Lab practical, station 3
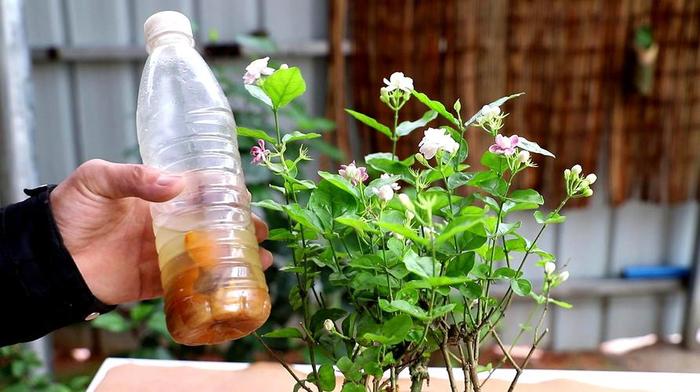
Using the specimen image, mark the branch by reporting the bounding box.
[254,333,314,392]
[507,329,548,392]
[440,339,458,392]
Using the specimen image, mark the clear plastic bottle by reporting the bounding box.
[136,11,271,345]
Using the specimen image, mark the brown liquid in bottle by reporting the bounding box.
[157,225,271,345]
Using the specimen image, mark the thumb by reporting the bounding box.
[78,159,184,202]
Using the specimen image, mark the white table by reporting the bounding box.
[88,357,700,392]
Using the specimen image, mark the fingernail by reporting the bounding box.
[156,174,181,187]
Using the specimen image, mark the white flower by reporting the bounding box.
[571,164,582,175]
[323,319,335,332]
[559,271,570,282]
[544,261,556,275]
[383,72,414,93]
[374,185,395,202]
[380,173,401,191]
[243,57,274,85]
[585,173,597,184]
[517,150,531,163]
[418,127,460,159]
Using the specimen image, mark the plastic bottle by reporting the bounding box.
[136,11,271,345]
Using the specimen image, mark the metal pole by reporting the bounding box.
[0,0,51,373]
[683,206,700,350]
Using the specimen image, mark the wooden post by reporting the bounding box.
[683,206,700,350]
[324,0,350,164]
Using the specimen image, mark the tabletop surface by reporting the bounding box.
[87,357,700,392]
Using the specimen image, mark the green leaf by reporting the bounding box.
[508,189,544,205]
[289,285,303,310]
[431,303,456,319]
[237,126,276,143]
[388,300,429,320]
[411,91,460,126]
[318,364,336,391]
[511,278,532,296]
[345,109,393,139]
[263,327,304,339]
[549,298,573,309]
[396,110,438,137]
[285,203,322,232]
[458,281,483,299]
[244,84,273,107]
[447,172,473,190]
[362,314,414,344]
[402,249,435,278]
[309,181,358,232]
[534,211,567,224]
[146,311,169,337]
[129,302,154,322]
[282,131,321,143]
[11,361,25,378]
[376,221,429,246]
[335,214,376,235]
[493,267,521,279]
[446,252,476,276]
[364,152,415,178]
[336,357,362,382]
[467,171,507,196]
[341,384,366,392]
[92,312,130,333]
[262,67,307,109]
[464,93,524,126]
[252,199,284,212]
[436,210,485,245]
[318,171,360,199]
[480,151,508,174]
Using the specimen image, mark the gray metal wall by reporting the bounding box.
[24,0,699,351]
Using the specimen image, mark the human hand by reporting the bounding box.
[50,159,273,305]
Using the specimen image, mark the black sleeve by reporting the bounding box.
[0,185,115,347]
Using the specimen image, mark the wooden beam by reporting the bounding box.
[30,40,352,63]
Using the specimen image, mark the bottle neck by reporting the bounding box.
[146,32,194,54]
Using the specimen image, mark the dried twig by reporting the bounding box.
[253,332,314,392]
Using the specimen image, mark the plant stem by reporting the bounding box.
[507,329,548,392]
[392,109,399,160]
[465,336,481,392]
[254,333,314,392]
[440,340,458,392]
[271,106,321,391]
[457,343,470,392]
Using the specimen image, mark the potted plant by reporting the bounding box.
[240,58,595,392]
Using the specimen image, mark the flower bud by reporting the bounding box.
[544,261,556,275]
[280,63,289,69]
[398,193,413,209]
[405,210,415,221]
[580,179,590,188]
[564,169,571,179]
[517,150,530,163]
[375,185,395,202]
[585,173,597,184]
[571,165,582,175]
[582,188,593,197]
[559,271,570,282]
[323,319,335,332]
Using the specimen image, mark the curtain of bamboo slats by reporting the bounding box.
[345,0,700,206]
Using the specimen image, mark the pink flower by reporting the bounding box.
[339,161,368,185]
[489,134,520,156]
[250,139,270,164]
[243,57,274,85]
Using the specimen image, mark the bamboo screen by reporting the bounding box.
[344,0,700,206]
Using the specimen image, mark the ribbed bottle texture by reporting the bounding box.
[137,12,270,345]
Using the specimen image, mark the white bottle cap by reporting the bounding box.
[144,11,195,54]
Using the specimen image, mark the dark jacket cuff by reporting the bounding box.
[0,185,115,346]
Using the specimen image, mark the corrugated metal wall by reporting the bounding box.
[24,0,699,351]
